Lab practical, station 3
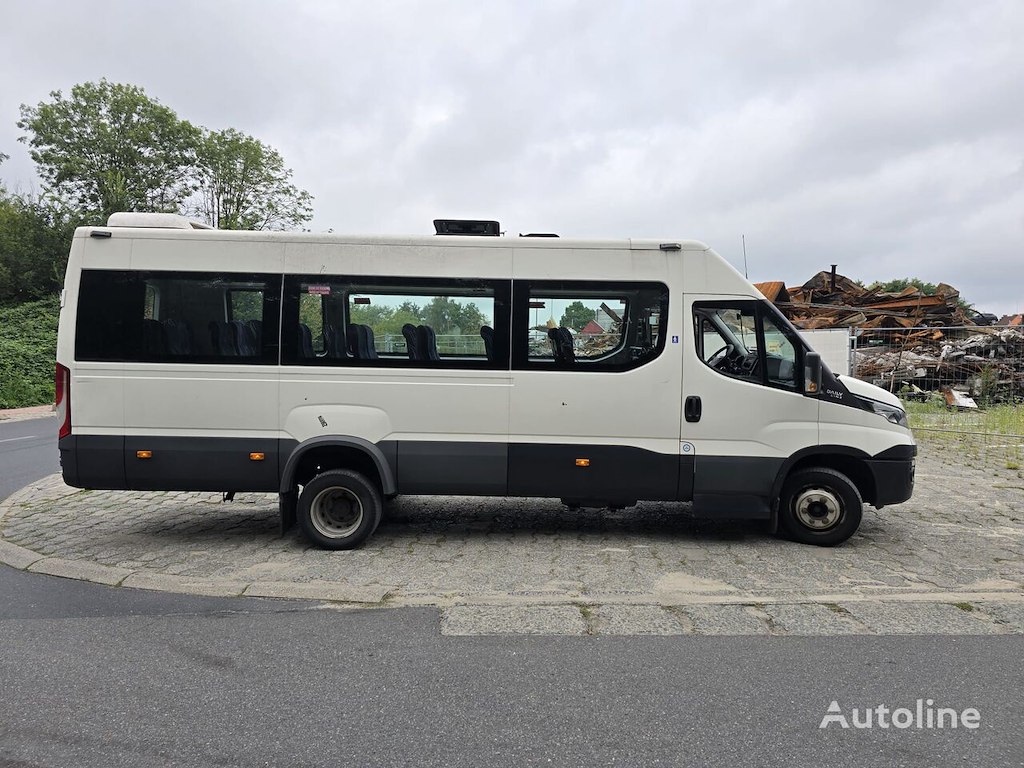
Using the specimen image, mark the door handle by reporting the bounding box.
[684,395,702,423]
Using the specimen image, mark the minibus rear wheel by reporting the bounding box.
[298,469,383,550]
[778,467,862,546]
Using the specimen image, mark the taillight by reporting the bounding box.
[55,363,71,439]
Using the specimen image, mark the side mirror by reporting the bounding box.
[803,352,822,397]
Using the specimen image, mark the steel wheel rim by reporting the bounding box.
[310,487,364,539]
[793,486,843,531]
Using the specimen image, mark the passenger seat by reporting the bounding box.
[548,327,576,364]
[347,324,379,360]
[298,323,315,358]
[323,324,345,358]
[231,320,258,356]
[143,319,168,356]
[417,325,441,361]
[402,323,422,360]
[480,325,495,362]
[162,319,193,356]
[209,321,236,356]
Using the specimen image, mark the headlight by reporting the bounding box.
[859,397,909,428]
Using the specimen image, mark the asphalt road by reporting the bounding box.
[2,416,1022,767]
[0,415,59,500]
[1,604,1021,767]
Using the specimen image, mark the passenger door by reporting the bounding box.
[507,279,682,502]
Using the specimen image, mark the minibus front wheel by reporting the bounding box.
[778,467,863,546]
[298,469,383,550]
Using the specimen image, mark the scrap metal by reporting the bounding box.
[756,269,1024,402]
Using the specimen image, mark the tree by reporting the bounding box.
[421,296,488,334]
[348,303,399,331]
[0,190,78,303]
[867,277,973,311]
[559,300,596,331]
[18,80,200,222]
[867,278,939,295]
[348,303,423,338]
[192,128,312,230]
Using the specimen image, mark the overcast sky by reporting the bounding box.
[1,0,1021,315]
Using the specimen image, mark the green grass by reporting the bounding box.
[0,295,59,409]
[905,400,1024,437]
[905,399,1024,472]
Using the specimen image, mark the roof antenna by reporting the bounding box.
[742,234,749,279]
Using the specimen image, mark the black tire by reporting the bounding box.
[778,467,862,546]
[298,469,383,550]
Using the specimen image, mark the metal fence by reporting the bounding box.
[850,325,1024,403]
[848,324,1024,443]
[376,332,625,358]
[377,333,488,357]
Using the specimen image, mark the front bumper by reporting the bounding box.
[866,445,916,507]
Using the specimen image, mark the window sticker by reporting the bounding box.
[307,285,331,295]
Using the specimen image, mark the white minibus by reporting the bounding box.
[55,214,915,549]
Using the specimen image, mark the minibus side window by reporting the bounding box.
[693,301,801,391]
[694,304,762,385]
[281,275,510,368]
[76,270,144,361]
[760,312,799,391]
[347,292,495,358]
[526,296,627,362]
[512,280,669,372]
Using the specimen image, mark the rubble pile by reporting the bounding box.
[853,328,1024,400]
[756,269,1024,403]
[755,270,973,335]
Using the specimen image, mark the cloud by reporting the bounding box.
[1,0,1021,313]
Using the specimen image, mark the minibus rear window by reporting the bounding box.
[74,270,281,364]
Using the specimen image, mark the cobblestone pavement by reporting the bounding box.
[2,440,1022,635]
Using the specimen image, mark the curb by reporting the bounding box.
[0,473,79,573]
[0,405,56,422]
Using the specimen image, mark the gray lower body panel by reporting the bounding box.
[124,436,281,491]
[60,435,125,489]
[397,441,508,495]
[63,435,703,504]
[691,455,786,520]
[60,435,281,492]
[61,435,912,523]
[508,443,682,502]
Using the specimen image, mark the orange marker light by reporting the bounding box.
[249,452,265,461]
[575,458,591,467]
[136,450,152,459]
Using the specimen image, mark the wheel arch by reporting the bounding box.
[771,445,877,506]
[280,436,397,496]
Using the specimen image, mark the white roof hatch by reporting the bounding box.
[105,212,214,230]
